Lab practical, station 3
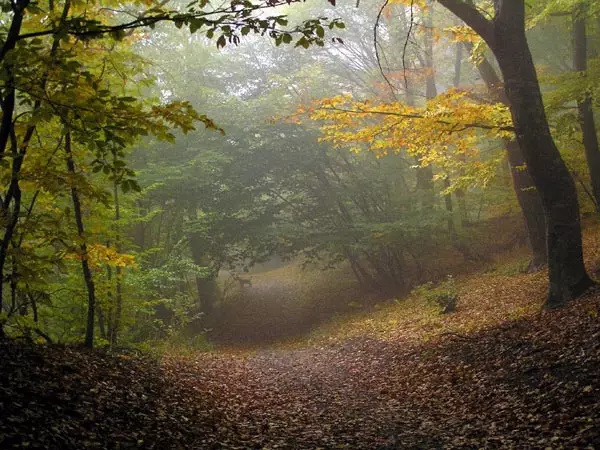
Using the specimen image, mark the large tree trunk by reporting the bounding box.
[439,0,594,307]
[505,139,547,270]
[573,6,600,208]
[465,42,547,270]
[492,8,593,306]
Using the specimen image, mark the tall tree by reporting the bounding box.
[572,2,600,208]
[64,132,97,348]
[437,0,595,306]
[464,42,547,270]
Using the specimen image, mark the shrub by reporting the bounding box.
[412,275,458,314]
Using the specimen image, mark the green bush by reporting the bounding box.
[412,275,458,314]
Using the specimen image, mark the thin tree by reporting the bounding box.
[65,131,97,348]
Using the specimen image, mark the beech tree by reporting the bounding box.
[437,0,595,307]
[463,43,547,270]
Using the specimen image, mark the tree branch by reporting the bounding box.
[319,105,515,133]
[436,0,493,44]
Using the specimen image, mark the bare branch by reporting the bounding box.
[374,0,398,100]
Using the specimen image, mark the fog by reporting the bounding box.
[0,0,593,348]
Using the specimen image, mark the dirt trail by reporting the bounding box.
[165,294,600,448]
[2,293,600,449]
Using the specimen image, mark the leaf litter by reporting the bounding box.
[2,260,600,448]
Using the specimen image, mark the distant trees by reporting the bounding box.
[0,0,340,345]
[1,0,598,348]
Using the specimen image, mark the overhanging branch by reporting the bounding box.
[318,105,515,133]
[436,0,493,45]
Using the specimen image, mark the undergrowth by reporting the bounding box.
[279,225,600,350]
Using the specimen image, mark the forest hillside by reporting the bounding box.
[1,227,599,448]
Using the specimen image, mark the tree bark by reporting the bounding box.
[505,140,547,270]
[573,5,600,209]
[443,177,455,234]
[65,132,97,347]
[97,306,107,341]
[112,181,123,345]
[464,42,547,270]
[188,228,218,314]
[439,0,594,307]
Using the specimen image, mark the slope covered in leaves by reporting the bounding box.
[1,235,600,448]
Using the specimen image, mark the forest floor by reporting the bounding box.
[2,233,600,448]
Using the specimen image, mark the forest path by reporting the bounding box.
[163,292,600,448]
[2,290,600,448]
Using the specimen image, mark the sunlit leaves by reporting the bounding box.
[65,243,136,269]
[444,25,482,44]
[299,90,512,190]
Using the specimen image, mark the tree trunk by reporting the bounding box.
[65,132,97,347]
[0,0,69,336]
[112,181,123,345]
[453,36,463,88]
[443,177,456,234]
[417,5,437,211]
[188,229,218,314]
[492,8,593,306]
[97,306,107,341]
[505,140,547,270]
[440,0,594,307]
[415,161,434,210]
[573,5,600,208]
[450,35,464,231]
[464,42,547,269]
[0,1,29,338]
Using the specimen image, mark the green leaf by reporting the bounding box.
[295,37,310,49]
[189,18,204,34]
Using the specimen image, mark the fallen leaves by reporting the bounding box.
[1,228,599,448]
[2,288,600,448]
